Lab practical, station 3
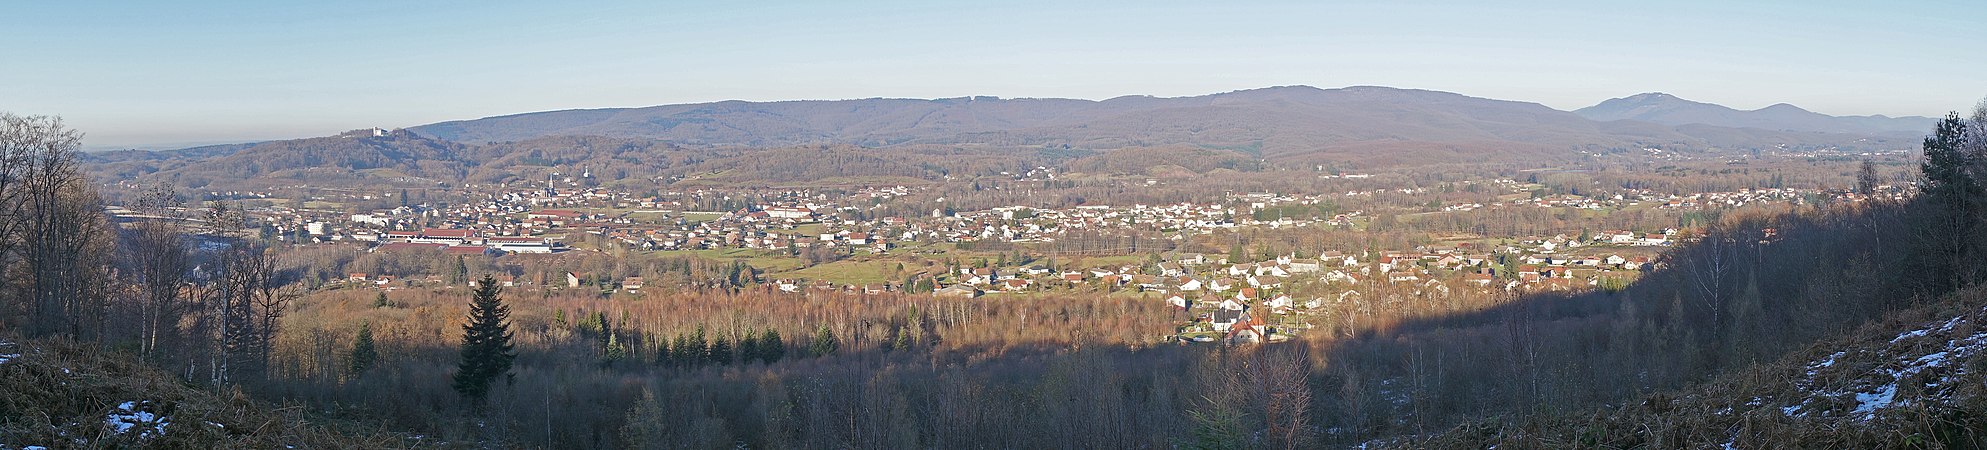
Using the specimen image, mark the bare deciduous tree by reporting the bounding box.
[1,113,113,339]
[129,184,190,360]
[1242,347,1313,450]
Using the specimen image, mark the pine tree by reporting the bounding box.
[653,338,672,367]
[591,312,612,350]
[738,332,761,364]
[892,326,913,352]
[372,291,390,308]
[452,275,515,405]
[809,325,838,357]
[601,333,626,366]
[674,326,709,367]
[348,322,377,377]
[760,329,786,363]
[708,335,733,365]
[671,332,699,367]
[1920,114,1983,290]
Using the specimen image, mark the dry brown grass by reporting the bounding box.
[1396,286,1987,449]
[0,335,412,449]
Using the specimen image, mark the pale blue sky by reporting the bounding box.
[4,0,1980,149]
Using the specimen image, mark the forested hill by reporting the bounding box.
[1577,92,1938,136]
[408,86,1897,157]
[91,86,1926,190]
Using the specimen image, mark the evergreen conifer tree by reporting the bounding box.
[708,335,733,365]
[601,332,626,366]
[809,325,838,357]
[671,332,698,367]
[452,275,515,405]
[738,332,761,363]
[760,329,785,363]
[348,322,377,377]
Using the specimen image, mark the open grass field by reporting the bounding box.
[776,259,903,285]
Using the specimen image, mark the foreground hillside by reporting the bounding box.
[0,336,400,449]
[1398,284,1987,449]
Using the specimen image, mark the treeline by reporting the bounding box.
[256,288,1231,448]
[271,243,763,293]
[0,113,295,387]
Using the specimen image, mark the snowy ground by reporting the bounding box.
[104,401,169,440]
[1781,307,1987,421]
[0,340,19,365]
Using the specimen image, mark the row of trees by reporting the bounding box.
[0,113,291,388]
[2,113,114,340]
[1916,106,1987,292]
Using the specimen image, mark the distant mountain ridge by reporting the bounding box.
[91,86,1932,189]
[1575,92,1936,136]
[408,86,1905,161]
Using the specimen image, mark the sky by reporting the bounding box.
[4,0,1982,150]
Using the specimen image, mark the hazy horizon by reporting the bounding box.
[6,0,1981,150]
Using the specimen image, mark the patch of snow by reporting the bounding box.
[1783,309,1987,421]
[0,340,18,364]
[104,401,169,440]
[1938,316,1965,333]
[1891,327,1930,344]
[27,446,51,450]
[1851,383,1898,420]
[1909,351,1951,375]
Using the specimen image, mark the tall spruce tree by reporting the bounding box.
[738,332,761,364]
[809,325,838,357]
[708,335,733,365]
[760,328,786,363]
[452,275,515,405]
[652,338,673,367]
[1920,113,1982,290]
[348,322,378,377]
